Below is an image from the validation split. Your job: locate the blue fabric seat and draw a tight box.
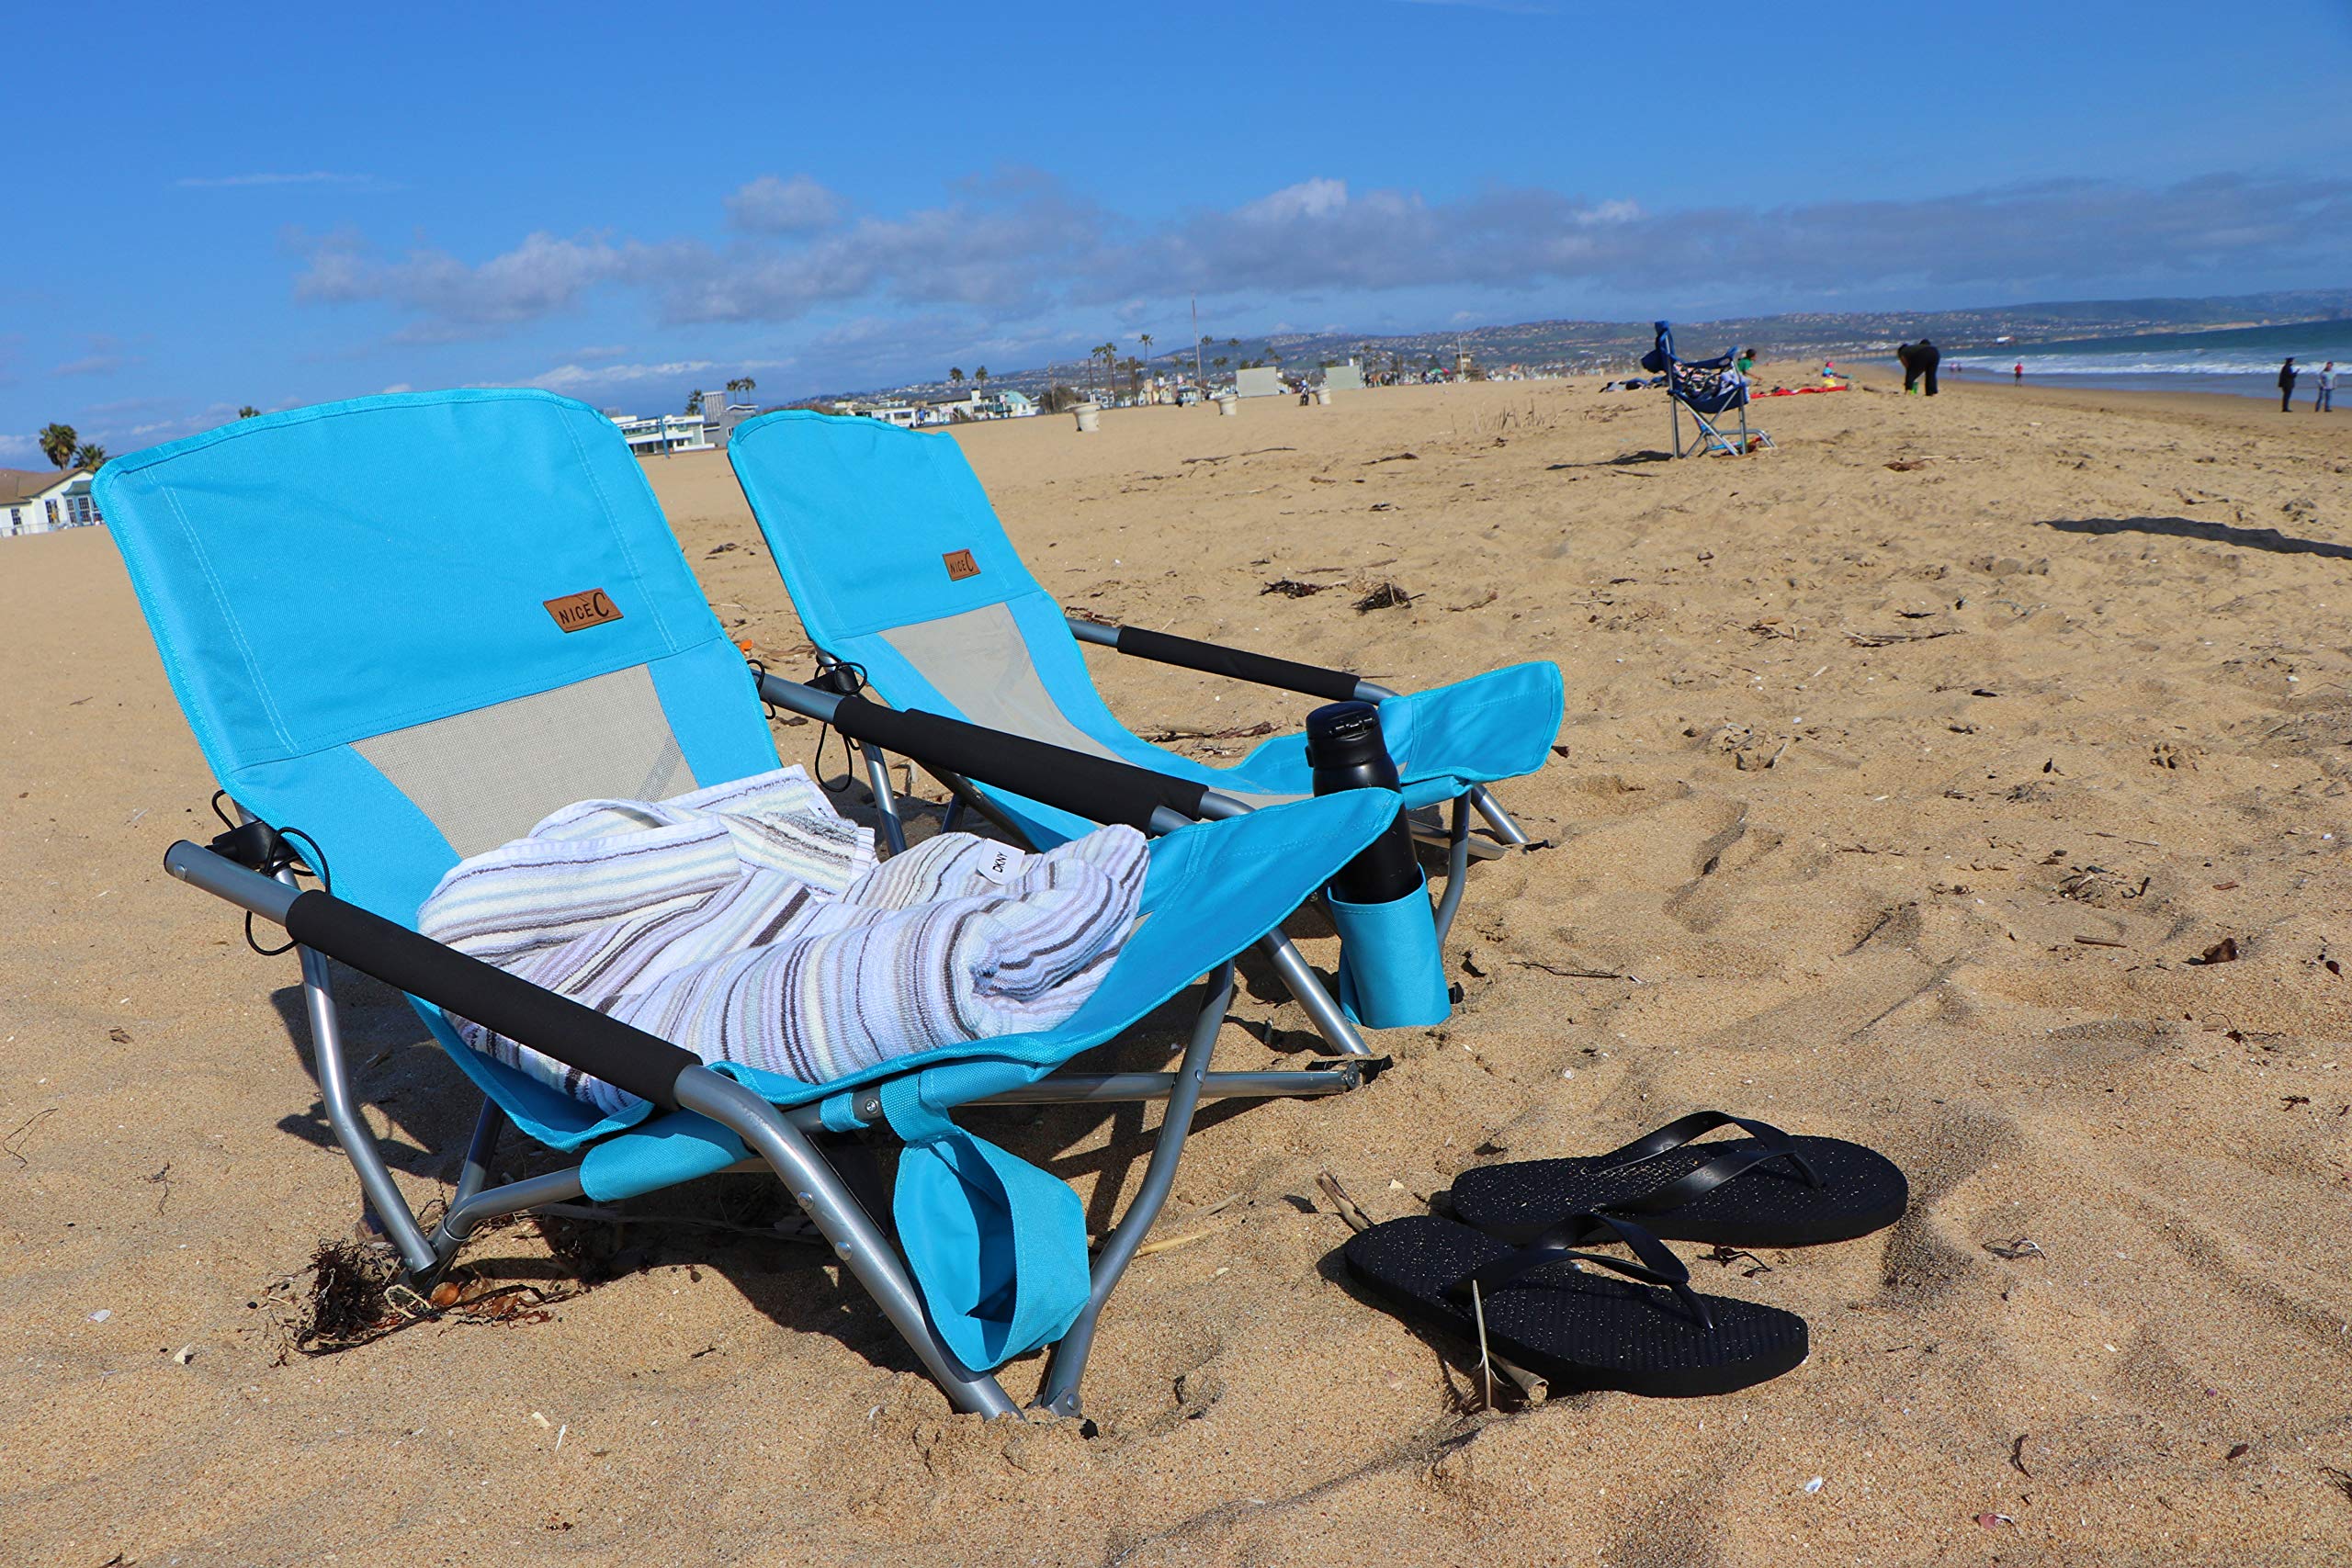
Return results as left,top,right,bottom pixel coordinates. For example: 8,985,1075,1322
96,389,1397,1409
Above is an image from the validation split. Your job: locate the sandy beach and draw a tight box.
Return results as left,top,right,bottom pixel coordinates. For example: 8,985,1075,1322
5,372,2350,1565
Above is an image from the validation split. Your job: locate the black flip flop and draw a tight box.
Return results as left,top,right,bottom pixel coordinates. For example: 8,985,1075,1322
1449,1111,1908,1248
1343,1211,1808,1398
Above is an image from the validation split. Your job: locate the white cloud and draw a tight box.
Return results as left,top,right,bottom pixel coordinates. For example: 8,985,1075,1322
0,432,35,461
294,229,651,340
179,171,380,189
727,175,844,235
1237,178,1351,223
284,168,2352,380
524,357,787,395
53,355,139,378
380,383,412,394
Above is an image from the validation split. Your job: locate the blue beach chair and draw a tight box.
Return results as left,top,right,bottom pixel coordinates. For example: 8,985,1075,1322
724,411,1564,1048
1641,321,1773,458
98,389,1402,1418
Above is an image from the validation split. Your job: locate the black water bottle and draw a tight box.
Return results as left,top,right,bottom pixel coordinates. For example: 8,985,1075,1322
1306,702,1421,904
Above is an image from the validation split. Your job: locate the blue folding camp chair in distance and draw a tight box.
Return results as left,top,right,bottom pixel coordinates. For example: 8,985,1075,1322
97,389,1405,1418
724,410,1565,1053
1642,321,1773,458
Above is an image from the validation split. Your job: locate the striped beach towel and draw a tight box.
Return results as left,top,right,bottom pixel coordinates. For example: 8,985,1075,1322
417,766,1148,1113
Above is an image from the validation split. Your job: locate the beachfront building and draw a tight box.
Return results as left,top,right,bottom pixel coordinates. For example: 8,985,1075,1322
608,412,713,457
1,468,99,536
701,399,761,447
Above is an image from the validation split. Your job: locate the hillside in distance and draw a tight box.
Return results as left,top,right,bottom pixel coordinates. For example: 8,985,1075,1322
827,288,2352,406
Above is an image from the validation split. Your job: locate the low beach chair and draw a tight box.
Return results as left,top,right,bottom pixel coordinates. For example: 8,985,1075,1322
98,389,1405,1418
1641,321,1773,458
723,411,1563,1047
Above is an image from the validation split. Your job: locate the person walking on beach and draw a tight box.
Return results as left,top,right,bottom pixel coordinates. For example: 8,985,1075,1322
2014,361,2024,381
2278,357,2298,412
1917,338,1941,397
2316,362,2335,413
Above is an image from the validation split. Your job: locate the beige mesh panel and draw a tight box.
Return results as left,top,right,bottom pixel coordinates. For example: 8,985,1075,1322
878,604,1295,809
355,664,693,856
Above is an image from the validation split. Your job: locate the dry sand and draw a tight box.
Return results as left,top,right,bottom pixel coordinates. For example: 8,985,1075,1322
5,371,2350,1565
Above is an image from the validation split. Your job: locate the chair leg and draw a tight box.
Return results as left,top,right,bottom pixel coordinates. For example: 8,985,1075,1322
1258,930,1372,1057
1466,784,1533,848
672,1066,1021,1418
295,942,438,1273
449,1100,506,1213
860,742,909,856
1431,795,1473,950
1036,964,1233,1416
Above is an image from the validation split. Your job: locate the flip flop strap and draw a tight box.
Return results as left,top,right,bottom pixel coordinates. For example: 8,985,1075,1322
1447,1212,1713,1331
1607,1138,1825,1217
1594,1109,1821,1190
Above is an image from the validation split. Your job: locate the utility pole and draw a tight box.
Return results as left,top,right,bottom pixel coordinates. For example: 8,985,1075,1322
1193,294,1205,394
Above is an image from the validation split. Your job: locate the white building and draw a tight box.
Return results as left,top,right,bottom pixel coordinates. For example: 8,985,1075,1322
1,468,99,536
608,412,713,457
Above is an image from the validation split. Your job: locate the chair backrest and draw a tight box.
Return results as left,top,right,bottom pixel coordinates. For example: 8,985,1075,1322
729,410,1183,844
99,389,782,922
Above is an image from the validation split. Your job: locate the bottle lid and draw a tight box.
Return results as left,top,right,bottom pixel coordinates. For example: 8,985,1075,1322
1305,701,1384,769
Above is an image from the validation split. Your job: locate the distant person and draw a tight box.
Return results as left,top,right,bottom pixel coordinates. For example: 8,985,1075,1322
1736,347,1755,378
2316,361,2335,413
2279,357,2298,412
1897,342,1918,393
1821,359,1840,387
1917,338,1941,397
2014,361,2024,381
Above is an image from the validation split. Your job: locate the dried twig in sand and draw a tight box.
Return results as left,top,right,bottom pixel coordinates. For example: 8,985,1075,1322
1315,1171,1374,1233
1844,626,1960,646
1511,959,1642,983
1353,582,1415,614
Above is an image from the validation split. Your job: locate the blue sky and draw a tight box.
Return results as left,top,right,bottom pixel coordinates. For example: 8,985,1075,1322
6,1,2350,460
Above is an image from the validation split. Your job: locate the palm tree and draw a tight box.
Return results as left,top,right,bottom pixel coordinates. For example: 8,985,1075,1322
974,367,989,388
949,367,965,386
237,406,261,419
725,376,757,400
38,423,77,469
684,389,705,415
73,442,107,469
1138,333,1153,363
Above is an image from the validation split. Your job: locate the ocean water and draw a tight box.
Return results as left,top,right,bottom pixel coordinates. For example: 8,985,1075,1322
1887,320,2352,401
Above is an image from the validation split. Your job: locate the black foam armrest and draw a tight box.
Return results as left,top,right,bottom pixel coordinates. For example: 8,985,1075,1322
1107,625,1362,703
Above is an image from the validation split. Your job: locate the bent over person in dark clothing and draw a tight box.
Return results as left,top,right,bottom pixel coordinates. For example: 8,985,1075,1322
2279,357,2298,412
1916,338,1941,397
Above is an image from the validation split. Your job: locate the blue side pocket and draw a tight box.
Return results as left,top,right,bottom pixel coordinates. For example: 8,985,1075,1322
881,1076,1090,1371
1328,872,1453,1029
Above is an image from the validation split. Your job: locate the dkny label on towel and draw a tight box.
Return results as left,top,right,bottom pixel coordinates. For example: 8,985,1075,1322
968,845,1021,886
544,589,623,632
943,549,980,581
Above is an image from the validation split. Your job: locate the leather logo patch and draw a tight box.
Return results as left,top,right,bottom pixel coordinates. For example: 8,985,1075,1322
943,549,980,581
544,589,623,632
